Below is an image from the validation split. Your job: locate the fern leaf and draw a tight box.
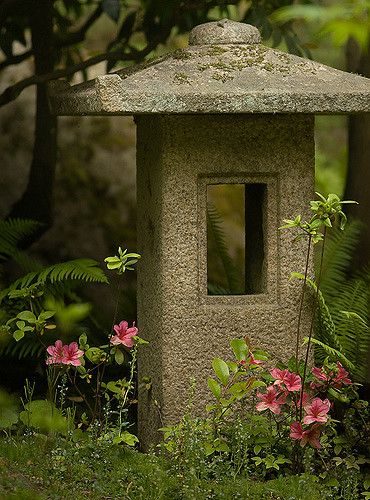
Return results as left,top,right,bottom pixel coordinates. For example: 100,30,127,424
305,338,355,372
0,259,108,303
0,219,41,261
319,220,362,302
207,204,241,294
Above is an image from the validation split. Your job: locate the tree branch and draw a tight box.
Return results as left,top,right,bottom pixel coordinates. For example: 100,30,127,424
0,49,33,70
0,42,157,107
0,4,102,72
55,4,103,48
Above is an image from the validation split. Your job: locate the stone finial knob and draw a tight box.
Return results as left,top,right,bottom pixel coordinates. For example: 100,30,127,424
189,19,261,46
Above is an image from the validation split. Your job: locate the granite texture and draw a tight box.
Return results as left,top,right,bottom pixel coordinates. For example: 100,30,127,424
136,114,315,449
49,22,370,116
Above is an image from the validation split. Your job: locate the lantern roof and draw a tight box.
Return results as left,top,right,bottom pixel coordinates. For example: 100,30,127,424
49,19,370,116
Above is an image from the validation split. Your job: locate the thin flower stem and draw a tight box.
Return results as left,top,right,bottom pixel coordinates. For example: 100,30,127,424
67,371,95,417
300,227,327,420
296,235,312,372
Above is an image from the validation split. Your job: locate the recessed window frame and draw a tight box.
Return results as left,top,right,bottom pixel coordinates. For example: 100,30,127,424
197,174,279,307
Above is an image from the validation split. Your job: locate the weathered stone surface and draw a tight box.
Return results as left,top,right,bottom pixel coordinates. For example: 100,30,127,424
137,114,314,447
189,18,261,46
49,22,370,116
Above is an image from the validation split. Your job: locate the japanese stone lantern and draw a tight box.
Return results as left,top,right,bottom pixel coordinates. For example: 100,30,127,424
49,19,370,448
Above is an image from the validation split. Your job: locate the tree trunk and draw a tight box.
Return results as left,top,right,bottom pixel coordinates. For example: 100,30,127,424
344,38,370,268
8,0,57,238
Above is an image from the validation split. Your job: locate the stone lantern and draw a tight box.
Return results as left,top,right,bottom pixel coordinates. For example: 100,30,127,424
49,19,370,447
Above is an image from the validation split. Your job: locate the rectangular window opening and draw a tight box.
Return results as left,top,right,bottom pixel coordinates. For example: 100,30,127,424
207,183,266,296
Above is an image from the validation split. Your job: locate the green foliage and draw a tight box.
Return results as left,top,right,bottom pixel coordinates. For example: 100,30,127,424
104,247,140,274
272,0,370,51
0,435,331,500
0,219,41,260
0,259,108,304
207,204,241,294
0,390,18,430
19,400,73,435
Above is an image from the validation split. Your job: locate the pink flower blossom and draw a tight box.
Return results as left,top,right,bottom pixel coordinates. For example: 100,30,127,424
298,390,312,408
270,368,288,386
110,320,138,348
62,342,84,366
303,397,331,425
256,386,286,414
312,366,330,382
333,362,351,387
283,372,301,392
290,422,321,449
46,340,84,366
270,368,301,392
46,340,65,365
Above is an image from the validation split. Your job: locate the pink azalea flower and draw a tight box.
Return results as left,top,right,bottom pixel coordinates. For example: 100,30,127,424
270,368,288,386
62,342,84,366
290,421,305,440
290,422,321,449
270,368,301,392
298,390,312,408
110,320,138,348
312,366,330,382
303,397,331,425
46,340,84,366
46,340,65,365
283,372,301,392
333,362,351,387
256,385,286,414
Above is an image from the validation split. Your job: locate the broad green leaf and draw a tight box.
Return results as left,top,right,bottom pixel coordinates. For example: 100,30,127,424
212,358,230,385
13,330,25,341
17,311,36,323
230,338,248,361
85,347,104,364
114,349,124,365
207,377,221,399
38,310,56,321
113,431,139,446
20,400,72,435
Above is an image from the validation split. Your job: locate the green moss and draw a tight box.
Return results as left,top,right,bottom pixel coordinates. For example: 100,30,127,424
205,45,228,56
172,49,192,60
212,72,234,82
173,72,191,84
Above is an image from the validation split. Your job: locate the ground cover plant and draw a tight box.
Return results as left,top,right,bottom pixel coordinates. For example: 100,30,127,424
0,194,369,499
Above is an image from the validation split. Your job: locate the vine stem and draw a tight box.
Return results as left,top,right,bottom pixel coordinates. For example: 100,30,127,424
296,235,312,372
299,226,327,420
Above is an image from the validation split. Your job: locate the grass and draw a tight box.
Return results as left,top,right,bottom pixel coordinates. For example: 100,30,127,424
0,435,330,500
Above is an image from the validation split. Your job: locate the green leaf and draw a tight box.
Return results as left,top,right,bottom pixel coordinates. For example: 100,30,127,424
114,349,124,365
17,311,37,323
85,347,105,364
19,400,72,435
113,431,139,446
13,330,25,341
38,310,56,321
212,358,230,385
230,338,248,361
207,377,221,399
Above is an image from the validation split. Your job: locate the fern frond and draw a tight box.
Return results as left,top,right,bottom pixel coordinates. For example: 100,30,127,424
300,273,370,382
207,204,241,294
1,336,45,360
0,219,41,261
0,259,108,303
319,220,362,302
305,338,356,372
